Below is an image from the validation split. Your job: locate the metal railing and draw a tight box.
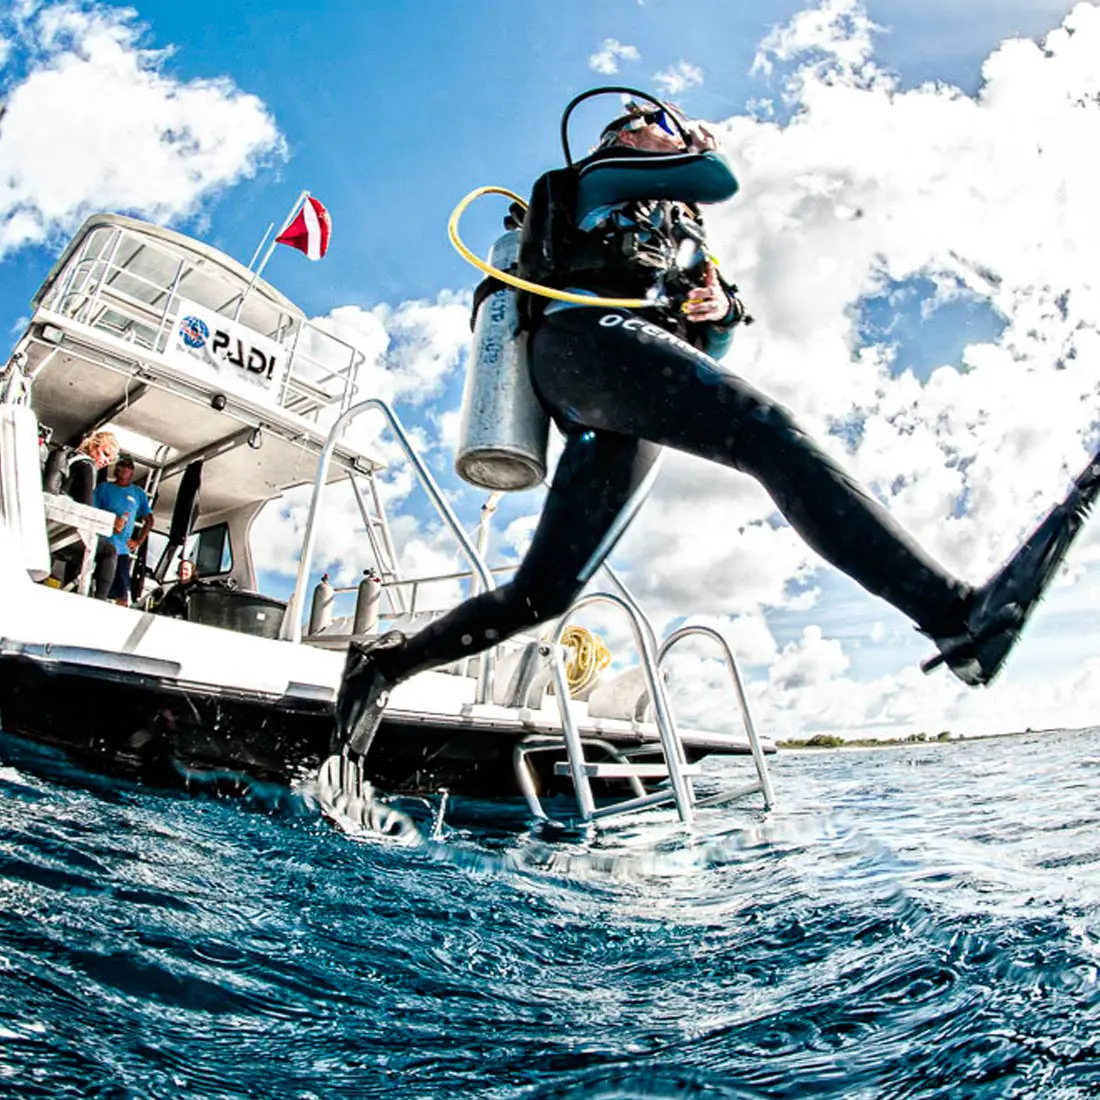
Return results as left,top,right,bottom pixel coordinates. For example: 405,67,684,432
545,590,697,824
313,564,518,625
38,224,364,416
658,625,775,809
278,397,496,700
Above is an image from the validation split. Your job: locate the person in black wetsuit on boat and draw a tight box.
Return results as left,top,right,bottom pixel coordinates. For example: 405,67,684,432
333,94,1100,765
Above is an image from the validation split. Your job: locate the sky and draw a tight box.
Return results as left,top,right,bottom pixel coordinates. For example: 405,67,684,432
2,0,1099,743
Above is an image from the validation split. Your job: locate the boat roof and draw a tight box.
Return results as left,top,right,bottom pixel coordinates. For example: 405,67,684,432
32,213,301,325
14,212,383,524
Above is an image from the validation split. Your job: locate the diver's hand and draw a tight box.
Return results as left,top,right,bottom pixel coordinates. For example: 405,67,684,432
683,264,730,323
686,121,718,152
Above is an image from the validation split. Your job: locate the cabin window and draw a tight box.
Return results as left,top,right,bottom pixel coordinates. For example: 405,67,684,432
146,521,233,580
191,523,233,576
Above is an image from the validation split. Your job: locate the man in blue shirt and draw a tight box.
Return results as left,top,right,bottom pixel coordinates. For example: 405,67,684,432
93,453,154,605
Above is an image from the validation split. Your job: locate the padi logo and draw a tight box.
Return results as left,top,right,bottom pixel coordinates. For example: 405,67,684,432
178,313,280,382
179,316,209,349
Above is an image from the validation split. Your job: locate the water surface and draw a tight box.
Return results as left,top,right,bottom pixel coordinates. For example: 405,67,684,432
1,727,1098,1098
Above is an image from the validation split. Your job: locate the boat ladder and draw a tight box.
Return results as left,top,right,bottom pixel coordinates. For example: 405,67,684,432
513,592,775,827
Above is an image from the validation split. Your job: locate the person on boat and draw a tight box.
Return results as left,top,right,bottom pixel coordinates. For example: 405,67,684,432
149,558,198,619
94,452,153,606
47,430,120,600
333,99,1100,764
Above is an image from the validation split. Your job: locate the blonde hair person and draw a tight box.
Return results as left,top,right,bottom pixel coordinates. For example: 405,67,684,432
47,429,121,600
60,430,120,507
77,431,120,467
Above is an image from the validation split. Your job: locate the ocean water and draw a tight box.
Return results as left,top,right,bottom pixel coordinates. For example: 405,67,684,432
1,726,1098,1099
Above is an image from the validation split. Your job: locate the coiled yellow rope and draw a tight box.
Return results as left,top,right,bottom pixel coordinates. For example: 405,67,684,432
557,624,611,697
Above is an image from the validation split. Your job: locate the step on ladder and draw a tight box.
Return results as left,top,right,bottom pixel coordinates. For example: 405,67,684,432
514,591,775,827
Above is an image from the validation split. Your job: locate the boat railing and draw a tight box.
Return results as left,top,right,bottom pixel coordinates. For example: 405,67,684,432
313,564,518,627
658,625,775,809
280,396,496,700
36,222,364,417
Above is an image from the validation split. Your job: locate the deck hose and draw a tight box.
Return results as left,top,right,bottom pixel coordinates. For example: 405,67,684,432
557,623,611,697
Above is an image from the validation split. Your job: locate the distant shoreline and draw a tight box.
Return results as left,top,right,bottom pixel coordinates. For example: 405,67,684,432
775,725,1089,750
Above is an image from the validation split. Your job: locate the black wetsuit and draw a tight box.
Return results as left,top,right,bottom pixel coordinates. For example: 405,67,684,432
54,450,118,601
372,147,970,684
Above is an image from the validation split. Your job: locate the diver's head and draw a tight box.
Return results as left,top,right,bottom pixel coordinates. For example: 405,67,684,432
598,101,717,154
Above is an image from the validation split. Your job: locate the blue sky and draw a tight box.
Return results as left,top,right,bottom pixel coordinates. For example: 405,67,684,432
3,0,1099,741
0,0,1075,321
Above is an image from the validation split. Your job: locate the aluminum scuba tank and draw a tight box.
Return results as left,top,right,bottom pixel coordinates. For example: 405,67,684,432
455,230,549,492
353,568,382,635
308,572,334,634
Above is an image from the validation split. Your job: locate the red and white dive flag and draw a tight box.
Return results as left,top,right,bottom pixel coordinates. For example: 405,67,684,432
275,196,331,260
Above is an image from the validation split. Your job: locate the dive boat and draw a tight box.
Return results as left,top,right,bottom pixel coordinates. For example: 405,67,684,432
0,213,774,826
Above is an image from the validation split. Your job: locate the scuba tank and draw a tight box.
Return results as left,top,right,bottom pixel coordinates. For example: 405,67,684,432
308,572,334,634
353,567,383,635
454,229,549,492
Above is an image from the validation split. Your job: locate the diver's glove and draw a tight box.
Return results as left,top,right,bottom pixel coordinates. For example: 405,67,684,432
715,273,753,328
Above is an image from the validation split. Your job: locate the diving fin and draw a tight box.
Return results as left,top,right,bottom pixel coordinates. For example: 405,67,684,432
923,449,1100,685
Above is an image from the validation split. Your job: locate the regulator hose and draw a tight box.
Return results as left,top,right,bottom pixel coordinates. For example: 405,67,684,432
447,186,662,311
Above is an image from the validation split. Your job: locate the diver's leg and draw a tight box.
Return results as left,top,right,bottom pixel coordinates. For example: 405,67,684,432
334,430,662,755
91,539,118,601
532,309,970,637
533,309,1100,684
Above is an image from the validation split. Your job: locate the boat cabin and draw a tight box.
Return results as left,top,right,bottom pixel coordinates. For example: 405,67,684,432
5,212,385,623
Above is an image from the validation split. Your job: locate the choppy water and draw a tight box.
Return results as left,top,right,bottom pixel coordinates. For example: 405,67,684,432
1,726,1098,1099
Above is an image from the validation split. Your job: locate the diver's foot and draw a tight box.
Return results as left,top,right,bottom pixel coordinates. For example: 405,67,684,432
316,750,418,841
921,599,1024,686
923,450,1100,685
332,630,405,757
317,750,378,826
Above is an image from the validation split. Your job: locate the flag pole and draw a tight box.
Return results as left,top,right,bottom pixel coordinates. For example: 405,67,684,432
247,223,275,271
234,189,309,321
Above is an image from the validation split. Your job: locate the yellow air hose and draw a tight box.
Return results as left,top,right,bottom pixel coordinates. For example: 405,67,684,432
556,624,612,698
448,186,661,311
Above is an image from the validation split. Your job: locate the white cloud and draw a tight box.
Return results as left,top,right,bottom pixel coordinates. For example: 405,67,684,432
0,2,284,256
752,0,880,81
653,60,704,97
588,38,640,75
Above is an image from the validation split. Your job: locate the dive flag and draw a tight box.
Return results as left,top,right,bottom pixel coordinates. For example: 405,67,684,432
275,196,331,260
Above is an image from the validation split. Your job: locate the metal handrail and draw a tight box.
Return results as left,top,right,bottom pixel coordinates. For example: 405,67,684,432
658,624,775,808
277,397,496,701
322,563,517,597
513,735,647,820
42,231,364,416
551,591,695,824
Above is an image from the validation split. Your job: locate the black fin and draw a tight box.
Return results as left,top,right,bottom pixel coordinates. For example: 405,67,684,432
924,449,1100,685
332,630,405,757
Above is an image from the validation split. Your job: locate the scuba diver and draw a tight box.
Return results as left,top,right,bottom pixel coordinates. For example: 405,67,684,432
333,90,1100,769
